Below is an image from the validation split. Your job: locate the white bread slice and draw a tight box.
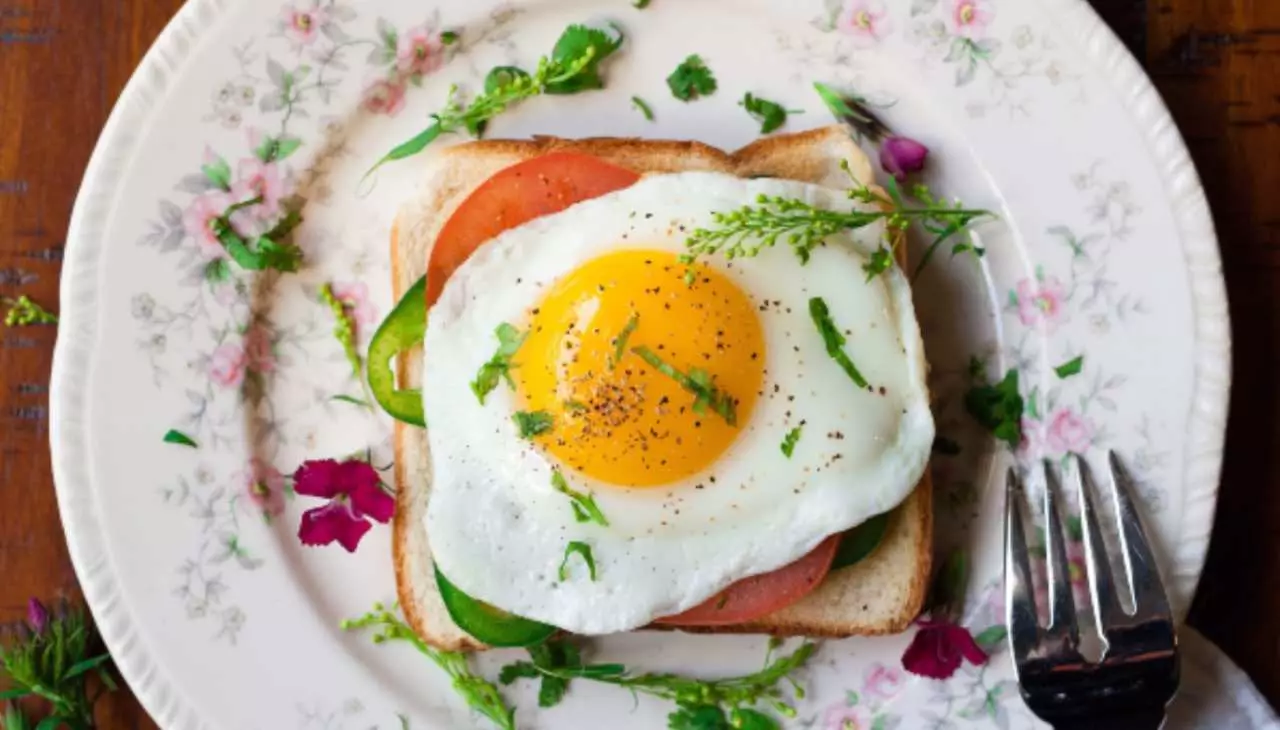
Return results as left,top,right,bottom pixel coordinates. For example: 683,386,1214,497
390,126,930,652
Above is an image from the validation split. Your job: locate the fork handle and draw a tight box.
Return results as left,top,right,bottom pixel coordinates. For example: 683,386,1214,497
1051,707,1167,730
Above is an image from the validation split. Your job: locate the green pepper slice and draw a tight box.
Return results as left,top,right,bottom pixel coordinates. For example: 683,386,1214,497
367,275,427,427
435,566,557,647
829,512,890,571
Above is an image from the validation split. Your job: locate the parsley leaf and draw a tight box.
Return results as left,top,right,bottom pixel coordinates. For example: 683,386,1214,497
551,469,609,526
499,638,584,709
808,297,870,389
471,323,526,404
546,24,624,94
163,429,198,448
740,93,794,134
631,345,737,425
631,95,655,121
559,541,597,581
611,313,640,369
667,55,717,101
780,426,803,458
513,410,554,439
1054,355,1084,379
964,368,1023,447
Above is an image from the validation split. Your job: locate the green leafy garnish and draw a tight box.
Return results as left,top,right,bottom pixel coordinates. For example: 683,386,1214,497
808,297,869,389
320,283,362,379
162,429,198,448
559,541,597,581
630,345,737,425
331,394,372,408
3,296,58,326
667,55,717,101
441,30,460,45
367,24,624,176
780,425,803,458
471,323,526,404
564,399,589,412
343,604,516,730
611,313,640,369
741,93,796,134
498,638,583,708
681,172,990,280
633,0,651,7
210,196,304,272
964,367,1023,447
1055,355,1084,379
631,95,655,121
551,469,609,526
513,410,554,438
812,82,889,141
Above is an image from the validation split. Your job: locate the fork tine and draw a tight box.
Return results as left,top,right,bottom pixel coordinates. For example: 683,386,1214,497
1107,451,1173,620
1074,453,1125,642
1004,468,1039,662
1042,462,1080,651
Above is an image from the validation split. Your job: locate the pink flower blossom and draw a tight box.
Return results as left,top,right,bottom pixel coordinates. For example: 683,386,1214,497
397,25,445,77
1018,416,1043,457
281,5,328,46
879,136,929,180
245,458,287,519
244,323,276,373
294,459,394,553
329,281,377,328
1045,408,1092,454
901,617,987,679
948,0,994,38
840,1,891,42
209,342,248,388
1015,277,1067,328
27,598,49,635
863,662,905,700
230,159,287,236
183,191,234,259
823,703,869,730
362,77,408,116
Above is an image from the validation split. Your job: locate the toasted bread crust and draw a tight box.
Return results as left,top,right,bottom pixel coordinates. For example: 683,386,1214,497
391,127,929,651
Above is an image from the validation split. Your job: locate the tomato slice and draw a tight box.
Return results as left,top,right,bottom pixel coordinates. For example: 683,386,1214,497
654,535,841,627
426,151,642,305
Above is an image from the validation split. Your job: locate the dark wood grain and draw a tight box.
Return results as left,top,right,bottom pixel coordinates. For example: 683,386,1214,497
0,0,1274,726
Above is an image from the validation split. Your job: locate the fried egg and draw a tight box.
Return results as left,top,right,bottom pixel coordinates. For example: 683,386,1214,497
423,172,933,634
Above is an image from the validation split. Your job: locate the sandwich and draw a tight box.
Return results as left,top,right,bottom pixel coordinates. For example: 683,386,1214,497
385,125,934,652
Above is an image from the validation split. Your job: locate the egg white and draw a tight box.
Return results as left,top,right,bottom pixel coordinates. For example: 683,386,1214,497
422,172,933,635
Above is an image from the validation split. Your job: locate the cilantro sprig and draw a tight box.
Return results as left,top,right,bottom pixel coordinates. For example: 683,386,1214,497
630,345,737,426
558,541,597,581
472,323,526,404
741,93,797,135
368,24,624,176
667,55,717,101
809,297,869,389
551,469,609,526
343,604,515,730
964,365,1023,447
498,638,582,708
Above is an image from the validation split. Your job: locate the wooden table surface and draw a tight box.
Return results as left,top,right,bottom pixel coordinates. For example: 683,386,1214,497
2,0,1277,726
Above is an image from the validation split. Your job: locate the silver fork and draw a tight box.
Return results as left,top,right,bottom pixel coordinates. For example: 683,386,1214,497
1004,452,1180,730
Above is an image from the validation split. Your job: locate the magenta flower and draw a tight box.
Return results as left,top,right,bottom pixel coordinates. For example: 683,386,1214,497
840,0,891,43
208,342,248,388
362,77,408,116
948,0,994,38
243,323,277,374
244,458,287,519
281,5,328,46
397,25,445,77
183,191,234,259
294,459,394,553
823,703,870,730
27,598,49,635
230,159,286,236
1045,408,1093,454
1015,277,1067,328
879,136,929,181
862,662,905,700
901,617,988,679
330,281,378,328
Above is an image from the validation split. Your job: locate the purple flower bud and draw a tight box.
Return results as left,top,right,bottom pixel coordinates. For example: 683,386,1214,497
879,136,930,181
27,598,49,635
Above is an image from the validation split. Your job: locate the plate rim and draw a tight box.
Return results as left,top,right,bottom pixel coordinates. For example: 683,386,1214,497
49,0,1231,727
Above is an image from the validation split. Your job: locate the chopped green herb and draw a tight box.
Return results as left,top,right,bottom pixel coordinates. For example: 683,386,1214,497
964,368,1023,448
611,313,640,369
210,196,304,272
331,394,372,408
667,54,717,101
499,638,583,708
780,426,803,458
808,297,869,389
631,345,737,425
631,95,655,121
162,429,198,448
741,93,796,134
633,0,651,7
3,295,58,326
471,323,526,404
551,469,609,526
343,604,516,730
1054,355,1084,379
564,399,589,412
441,30,459,45
513,410,554,438
559,541,597,581
320,283,362,379
367,24,624,176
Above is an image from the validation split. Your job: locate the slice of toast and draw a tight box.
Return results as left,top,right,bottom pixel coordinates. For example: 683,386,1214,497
391,126,931,652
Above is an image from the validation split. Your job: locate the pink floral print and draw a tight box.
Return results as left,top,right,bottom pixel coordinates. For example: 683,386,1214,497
396,25,445,78
1019,416,1043,456
230,159,287,236
863,662,905,700
840,1,891,42
1015,276,1067,328
281,5,328,46
362,77,407,116
243,323,277,373
948,0,995,39
209,342,248,388
244,458,286,519
823,703,870,730
183,191,234,260
1045,408,1092,454
329,281,377,329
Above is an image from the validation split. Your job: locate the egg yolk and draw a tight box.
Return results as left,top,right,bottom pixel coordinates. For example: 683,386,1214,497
516,250,765,488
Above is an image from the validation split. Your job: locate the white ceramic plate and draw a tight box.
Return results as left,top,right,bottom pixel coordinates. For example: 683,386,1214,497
52,0,1229,728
